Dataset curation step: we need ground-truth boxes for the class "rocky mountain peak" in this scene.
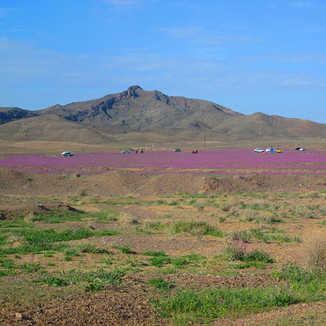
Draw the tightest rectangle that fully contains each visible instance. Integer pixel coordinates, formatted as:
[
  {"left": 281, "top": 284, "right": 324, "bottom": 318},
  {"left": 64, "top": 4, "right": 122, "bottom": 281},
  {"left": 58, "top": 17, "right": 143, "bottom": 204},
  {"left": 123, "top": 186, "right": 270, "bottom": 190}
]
[{"left": 119, "top": 85, "right": 143, "bottom": 99}]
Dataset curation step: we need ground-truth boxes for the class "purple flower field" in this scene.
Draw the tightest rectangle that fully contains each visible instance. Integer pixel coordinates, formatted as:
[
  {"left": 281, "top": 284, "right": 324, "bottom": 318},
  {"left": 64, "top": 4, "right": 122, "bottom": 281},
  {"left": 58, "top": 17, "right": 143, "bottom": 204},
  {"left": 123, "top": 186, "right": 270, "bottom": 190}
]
[{"left": 0, "top": 149, "right": 325, "bottom": 175}]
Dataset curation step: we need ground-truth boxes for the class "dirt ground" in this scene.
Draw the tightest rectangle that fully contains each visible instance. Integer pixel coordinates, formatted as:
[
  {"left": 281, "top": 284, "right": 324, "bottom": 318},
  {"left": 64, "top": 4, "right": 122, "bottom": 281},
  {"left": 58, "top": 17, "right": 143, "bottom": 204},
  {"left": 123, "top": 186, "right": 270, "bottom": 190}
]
[{"left": 0, "top": 167, "right": 325, "bottom": 325}]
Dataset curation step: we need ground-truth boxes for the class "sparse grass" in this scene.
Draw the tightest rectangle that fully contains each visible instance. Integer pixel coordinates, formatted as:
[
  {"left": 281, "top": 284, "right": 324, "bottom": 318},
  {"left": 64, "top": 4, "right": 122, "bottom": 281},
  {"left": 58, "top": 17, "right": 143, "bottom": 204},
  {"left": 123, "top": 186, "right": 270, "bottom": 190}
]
[
  {"left": 0, "top": 220, "right": 33, "bottom": 228},
  {"left": 167, "top": 221, "right": 223, "bottom": 238},
  {"left": 1, "top": 188, "right": 325, "bottom": 323},
  {"left": 229, "top": 230, "right": 251, "bottom": 243},
  {"left": 152, "top": 285, "right": 298, "bottom": 325},
  {"left": 148, "top": 277, "right": 173, "bottom": 291},
  {"left": 31, "top": 208, "right": 86, "bottom": 223},
  {"left": 117, "top": 244, "right": 135, "bottom": 254},
  {"left": 143, "top": 250, "right": 168, "bottom": 257},
  {"left": 149, "top": 255, "right": 171, "bottom": 268},
  {"left": 0, "top": 228, "right": 118, "bottom": 256},
  {"left": 273, "top": 263, "right": 326, "bottom": 301},
  {"left": 91, "top": 210, "right": 120, "bottom": 222},
  {"left": 36, "top": 268, "right": 126, "bottom": 293}
]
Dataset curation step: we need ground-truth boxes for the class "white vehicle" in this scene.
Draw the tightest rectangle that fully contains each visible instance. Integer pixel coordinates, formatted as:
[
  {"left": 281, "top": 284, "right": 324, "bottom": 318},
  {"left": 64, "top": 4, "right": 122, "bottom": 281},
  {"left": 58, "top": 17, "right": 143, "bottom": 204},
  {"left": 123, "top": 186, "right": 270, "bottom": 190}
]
[
  {"left": 254, "top": 148, "right": 264, "bottom": 153},
  {"left": 61, "top": 151, "right": 74, "bottom": 157}
]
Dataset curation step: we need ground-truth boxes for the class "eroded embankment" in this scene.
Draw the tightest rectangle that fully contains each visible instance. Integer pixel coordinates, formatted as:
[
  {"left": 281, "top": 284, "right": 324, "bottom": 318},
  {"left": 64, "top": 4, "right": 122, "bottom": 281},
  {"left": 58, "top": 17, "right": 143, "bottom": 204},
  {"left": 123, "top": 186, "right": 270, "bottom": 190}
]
[{"left": 0, "top": 168, "right": 325, "bottom": 196}]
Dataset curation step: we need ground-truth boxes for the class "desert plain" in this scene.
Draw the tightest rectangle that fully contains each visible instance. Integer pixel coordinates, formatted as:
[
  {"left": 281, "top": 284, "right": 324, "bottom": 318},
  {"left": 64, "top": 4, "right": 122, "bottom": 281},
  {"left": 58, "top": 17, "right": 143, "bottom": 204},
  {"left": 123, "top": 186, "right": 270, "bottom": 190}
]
[{"left": 0, "top": 140, "right": 325, "bottom": 326}]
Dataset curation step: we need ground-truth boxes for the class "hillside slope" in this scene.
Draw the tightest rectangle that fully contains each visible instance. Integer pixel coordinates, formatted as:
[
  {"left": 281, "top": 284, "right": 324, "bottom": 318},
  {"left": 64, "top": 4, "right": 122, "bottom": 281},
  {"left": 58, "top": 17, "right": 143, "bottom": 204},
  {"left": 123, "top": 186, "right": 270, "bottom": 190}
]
[{"left": 0, "top": 86, "right": 325, "bottom": 144}]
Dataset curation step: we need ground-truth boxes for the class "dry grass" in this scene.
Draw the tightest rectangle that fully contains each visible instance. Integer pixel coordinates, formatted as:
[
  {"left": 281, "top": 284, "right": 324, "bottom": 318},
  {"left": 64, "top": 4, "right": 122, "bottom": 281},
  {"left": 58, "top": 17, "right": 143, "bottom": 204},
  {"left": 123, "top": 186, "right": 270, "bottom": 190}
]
[{"left": 305, "top": 233, "right": 326, "bottom": 272}]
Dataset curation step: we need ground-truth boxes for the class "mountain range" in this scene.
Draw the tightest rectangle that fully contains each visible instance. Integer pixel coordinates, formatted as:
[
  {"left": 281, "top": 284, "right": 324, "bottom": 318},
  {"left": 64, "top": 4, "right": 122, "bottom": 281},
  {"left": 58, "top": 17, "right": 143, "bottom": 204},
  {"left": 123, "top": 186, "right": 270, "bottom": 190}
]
[{"left": 1, "top": 85, "right": 325, "bottom": 146}]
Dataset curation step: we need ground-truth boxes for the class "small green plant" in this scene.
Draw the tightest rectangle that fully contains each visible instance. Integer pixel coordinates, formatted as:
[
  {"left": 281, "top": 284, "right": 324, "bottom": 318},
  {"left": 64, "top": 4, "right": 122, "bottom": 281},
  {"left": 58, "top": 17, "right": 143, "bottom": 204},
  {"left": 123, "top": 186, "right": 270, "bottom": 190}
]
[
  {"left": 146, "top": 222, "right": 165, "bottom": 230},
  {"left": 148, "top": 277, "right": 173, "bottom": 291},
  {"left": 168, "top": 221, "right": 223, "bottom": 238},
  {"left": 20, "top": 263, "right": 42, "bottom": 273},
  {"left": 230, "top": 230, "right": 251, "bottom": 243},
  {"left": 100, "top": 257, "right": 114, "bottom": 265},
  {"left": 171, "top": 257, "right": 190, "bottom": 268},
  {"left": 150, "top": 256, "right": 171, "bottom": 268},
  {"left": 117, "top": 245, "right": 134, "bottom": 254},
  {"left": 0, "top": 258, "right": 16, "bottom": 269},
  {"left": 225, "top": 240, "right": 274, "bottom": 266},
  {"left": 64, "top": 247, "right": 81, "bottom": 257},
  {"left": 143, "top": 250, "right": 168, "bottom": 257},
  {"left": 39, "top": 276, "right": 69, "bottom": 287}
]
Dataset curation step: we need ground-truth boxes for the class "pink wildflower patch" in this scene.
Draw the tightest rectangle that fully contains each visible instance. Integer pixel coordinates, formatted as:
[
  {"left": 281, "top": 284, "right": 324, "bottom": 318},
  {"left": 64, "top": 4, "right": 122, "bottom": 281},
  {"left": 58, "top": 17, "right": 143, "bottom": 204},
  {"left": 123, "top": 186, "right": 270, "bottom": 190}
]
[{"left": 0, "top": 149, "right": 325, "bottom": 175}]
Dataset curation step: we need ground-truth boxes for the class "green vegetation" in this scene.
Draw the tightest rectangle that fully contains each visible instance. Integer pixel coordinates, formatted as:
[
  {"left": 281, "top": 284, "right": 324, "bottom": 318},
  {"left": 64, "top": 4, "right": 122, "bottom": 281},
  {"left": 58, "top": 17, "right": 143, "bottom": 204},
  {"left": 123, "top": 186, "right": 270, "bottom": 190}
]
[
  {"left": 1, "top": 190, "right": 325, "bottom": 324},
  {"left": 37, "top": 268, "right": 125, "bottom": 292},
  {"left": 167, "top": 221, "right": 223, "bottom": 237},
  {"left": 152, "top": 286, "right": 298, "bottom": 324},
  {"left": 0, "top": 228, "right": 117, "bottom": 256},
  {"left": 149, "top": 277, "right": 173, "bottom": 291}
]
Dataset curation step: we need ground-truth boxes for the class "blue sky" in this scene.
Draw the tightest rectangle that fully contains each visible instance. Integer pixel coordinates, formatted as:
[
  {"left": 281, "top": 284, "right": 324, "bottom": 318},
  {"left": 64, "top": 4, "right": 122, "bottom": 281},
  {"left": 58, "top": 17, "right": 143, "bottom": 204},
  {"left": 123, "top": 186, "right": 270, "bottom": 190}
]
[{"left": 1, "top": 0, "right": 326, "bottom": 123}]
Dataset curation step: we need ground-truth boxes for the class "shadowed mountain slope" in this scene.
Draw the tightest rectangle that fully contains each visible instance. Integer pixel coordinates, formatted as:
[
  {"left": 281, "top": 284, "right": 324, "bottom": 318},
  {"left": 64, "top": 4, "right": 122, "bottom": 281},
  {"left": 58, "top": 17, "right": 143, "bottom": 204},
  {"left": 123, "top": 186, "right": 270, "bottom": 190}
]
[{"left": 0, "top": 107, "right": 37, "bottom": 124}]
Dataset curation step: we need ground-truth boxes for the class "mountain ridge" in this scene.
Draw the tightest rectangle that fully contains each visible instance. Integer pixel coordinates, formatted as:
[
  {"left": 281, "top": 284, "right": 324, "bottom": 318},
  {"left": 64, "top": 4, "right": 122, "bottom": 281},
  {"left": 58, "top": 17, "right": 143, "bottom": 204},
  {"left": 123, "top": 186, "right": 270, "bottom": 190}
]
[{"left": 1, "top": 86, "right": 325, "bottom": 145}]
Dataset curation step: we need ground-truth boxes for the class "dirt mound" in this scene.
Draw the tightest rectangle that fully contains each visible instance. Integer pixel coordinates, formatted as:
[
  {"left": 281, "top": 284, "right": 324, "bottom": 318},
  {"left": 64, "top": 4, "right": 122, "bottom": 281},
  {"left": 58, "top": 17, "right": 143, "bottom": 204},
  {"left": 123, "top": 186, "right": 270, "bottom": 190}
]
[
  {"left": 148, "top": 173, "right": 205, "bottom": 195},
  {"left": 90, "top": 169, "right": 150, "bottom": 195},
  {"left": 1, "top": 167, "right": 326, "bottom": 197},
  {"left": 0, "top": 201, "right": 81, "bottom": 221},
  {"left": 202, "top": 174, "right": 326, "bottom": 194},
  {"left": 0, "top": 169, "right": 33, "bottom": 191}
]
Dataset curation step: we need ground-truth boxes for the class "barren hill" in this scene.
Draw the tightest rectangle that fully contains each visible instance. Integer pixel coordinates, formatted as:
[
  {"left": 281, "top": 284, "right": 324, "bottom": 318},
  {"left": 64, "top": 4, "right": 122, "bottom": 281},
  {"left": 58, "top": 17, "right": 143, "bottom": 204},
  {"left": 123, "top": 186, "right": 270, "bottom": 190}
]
[
  {"left": 0, "top": 86, "right": 326, "bottom": 147},
  {"left": 37, "top": 85, "right": 242, "bottom": 131}
]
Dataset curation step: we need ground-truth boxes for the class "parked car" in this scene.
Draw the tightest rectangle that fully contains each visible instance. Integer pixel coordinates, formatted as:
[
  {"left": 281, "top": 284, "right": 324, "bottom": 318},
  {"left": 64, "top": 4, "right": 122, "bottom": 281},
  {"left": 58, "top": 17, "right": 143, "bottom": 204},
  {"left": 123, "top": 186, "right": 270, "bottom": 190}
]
[
  {"left": 266, "top": 148, "right": 276, "bottom": 153},
  {"left": 173, "top": 149, "right": 181, "bottom": 152},
  {"left": 254, "top": 148, "right": 264, "bottom": 153},
  {"left": 61, "top": 151, "right": 74, "bottom": 157}
]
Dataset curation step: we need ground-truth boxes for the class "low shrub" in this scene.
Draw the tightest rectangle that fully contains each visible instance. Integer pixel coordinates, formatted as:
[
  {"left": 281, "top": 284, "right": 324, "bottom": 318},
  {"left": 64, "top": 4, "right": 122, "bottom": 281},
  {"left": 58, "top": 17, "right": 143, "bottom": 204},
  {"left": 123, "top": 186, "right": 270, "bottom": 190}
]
[{"left": 225, "top": 240, "right": 274, "bottom": 265}]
